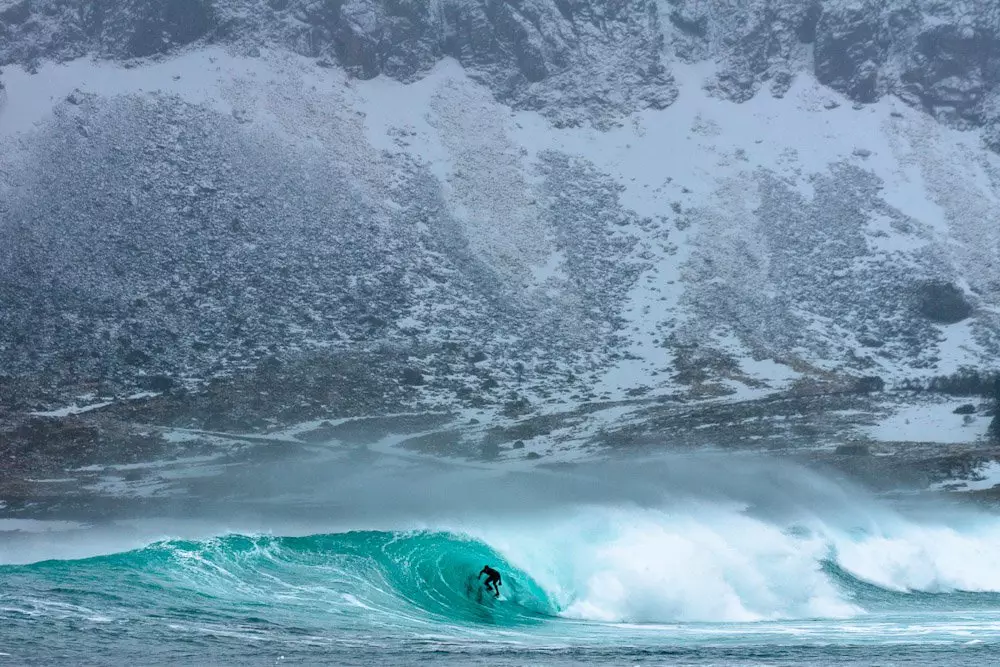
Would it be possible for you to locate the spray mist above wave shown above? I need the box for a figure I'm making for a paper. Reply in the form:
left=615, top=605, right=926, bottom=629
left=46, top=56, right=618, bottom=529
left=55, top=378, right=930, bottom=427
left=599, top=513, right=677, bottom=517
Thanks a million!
left=460, top=505, right=860, bottom=623
left=7, top=458, right=1000, bottom=628
left=826, top=517, right=1000, bottom=594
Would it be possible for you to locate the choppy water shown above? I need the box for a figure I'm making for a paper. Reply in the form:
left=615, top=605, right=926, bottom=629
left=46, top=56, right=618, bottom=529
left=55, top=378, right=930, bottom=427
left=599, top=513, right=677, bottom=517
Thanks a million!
left=5, top=501, right=1000, bottom=665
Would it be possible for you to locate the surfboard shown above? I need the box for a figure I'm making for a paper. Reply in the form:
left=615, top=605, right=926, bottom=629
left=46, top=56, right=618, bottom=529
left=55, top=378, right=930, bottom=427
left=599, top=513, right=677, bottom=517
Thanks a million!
left=464, top=574, right=500, bottom=604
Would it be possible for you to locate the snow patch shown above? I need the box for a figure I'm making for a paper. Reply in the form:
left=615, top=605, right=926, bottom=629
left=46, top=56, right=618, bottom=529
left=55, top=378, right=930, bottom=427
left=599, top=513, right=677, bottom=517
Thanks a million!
left=867, top=401, right=990, bottom=444
left=29, top=401, right=113, bottom=417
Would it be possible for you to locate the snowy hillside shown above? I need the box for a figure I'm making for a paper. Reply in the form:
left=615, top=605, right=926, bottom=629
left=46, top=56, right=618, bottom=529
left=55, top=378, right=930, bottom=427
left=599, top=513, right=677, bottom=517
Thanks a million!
left=1, top=0, right=1000, bottom=501
left=3, top=46, right=999, bottom=401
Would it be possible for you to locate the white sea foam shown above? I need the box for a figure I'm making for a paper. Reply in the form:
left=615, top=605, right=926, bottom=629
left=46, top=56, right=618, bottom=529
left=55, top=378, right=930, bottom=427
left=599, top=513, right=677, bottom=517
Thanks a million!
left=463, top=500, right=1000, bottom=624
left=828, top=517, right=1000, bottom=593
left=465, top=505, right=859, bottom=624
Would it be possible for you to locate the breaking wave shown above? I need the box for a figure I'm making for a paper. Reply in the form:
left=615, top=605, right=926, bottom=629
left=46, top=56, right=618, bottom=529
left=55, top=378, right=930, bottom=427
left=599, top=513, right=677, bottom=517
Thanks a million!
left=7, top=504, right=1000, bottom=630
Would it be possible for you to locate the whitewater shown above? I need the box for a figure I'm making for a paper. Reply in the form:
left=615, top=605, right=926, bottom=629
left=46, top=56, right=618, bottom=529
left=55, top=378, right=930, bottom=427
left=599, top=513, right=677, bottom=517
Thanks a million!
left=4, top=457, right=1000, bottom=665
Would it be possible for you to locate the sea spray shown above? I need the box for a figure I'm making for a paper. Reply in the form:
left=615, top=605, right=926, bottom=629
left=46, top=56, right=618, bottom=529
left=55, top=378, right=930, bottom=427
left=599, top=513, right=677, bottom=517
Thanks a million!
left=461, top=504, right=859, bottom=623
left=825, top=517, right=1000, bottom=594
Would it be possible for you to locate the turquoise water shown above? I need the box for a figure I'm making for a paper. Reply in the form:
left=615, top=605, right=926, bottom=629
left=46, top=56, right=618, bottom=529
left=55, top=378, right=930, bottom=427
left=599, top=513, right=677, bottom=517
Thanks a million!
left=4, top=513, right=1000, bottom=665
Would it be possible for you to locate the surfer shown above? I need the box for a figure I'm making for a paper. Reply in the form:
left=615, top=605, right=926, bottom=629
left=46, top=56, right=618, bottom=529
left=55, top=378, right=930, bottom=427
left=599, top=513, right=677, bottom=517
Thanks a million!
left=479, top=565, right=502, bottom=597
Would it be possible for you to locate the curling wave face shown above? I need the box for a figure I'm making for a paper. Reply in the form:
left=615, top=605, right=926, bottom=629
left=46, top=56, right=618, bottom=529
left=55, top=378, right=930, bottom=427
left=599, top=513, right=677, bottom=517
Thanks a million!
left=1, top=530, right=557, bottom=638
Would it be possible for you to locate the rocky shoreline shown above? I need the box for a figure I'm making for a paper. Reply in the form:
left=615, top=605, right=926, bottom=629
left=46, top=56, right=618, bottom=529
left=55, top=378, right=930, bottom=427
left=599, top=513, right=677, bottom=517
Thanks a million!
left=3, top=376, right=998, bottom=524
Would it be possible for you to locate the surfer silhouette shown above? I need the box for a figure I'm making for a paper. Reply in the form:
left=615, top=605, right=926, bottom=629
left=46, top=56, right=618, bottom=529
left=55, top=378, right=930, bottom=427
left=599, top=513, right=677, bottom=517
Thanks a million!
left=479, top=565, right=502, bottom=597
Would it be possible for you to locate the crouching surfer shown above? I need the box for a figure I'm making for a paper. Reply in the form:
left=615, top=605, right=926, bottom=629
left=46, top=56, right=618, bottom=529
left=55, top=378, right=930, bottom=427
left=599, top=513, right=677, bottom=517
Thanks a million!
left=479, top=565, right=502, bottom=598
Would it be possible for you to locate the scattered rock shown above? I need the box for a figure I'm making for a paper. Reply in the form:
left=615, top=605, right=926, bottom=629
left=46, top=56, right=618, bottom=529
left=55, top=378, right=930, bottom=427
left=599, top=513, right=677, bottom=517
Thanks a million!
left=138, top=375, right=176, bottom=392
left=915, top=281, right=973, bottom=324
left=0, top=0, right=30, bottom=25
left=834, top=443, right=870, bottom=456
left=854, top=376, right=885, bottom=393
left=401, top=368, right=424, bottom=386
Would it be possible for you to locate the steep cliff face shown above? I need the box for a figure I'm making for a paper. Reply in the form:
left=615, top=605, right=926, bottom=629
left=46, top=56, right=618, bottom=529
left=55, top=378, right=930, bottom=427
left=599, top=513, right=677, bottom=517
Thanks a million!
left=257, top=0, right=676, bottom=127
left=0, top=0, right=675, bottom=127
left=2, top=0, right=998, bottom=133
left=661, top=0, right=1000, bottom=140
left=0, top=0, right=220, bottom=63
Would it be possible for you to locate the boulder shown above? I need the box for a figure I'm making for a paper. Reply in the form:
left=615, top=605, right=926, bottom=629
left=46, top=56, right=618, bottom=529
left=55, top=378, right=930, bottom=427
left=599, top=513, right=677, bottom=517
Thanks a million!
left=915, top=281, right=973, bottom=324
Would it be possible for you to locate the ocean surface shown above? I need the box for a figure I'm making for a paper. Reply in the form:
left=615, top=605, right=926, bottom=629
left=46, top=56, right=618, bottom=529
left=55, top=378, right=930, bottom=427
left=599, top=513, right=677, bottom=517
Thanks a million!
left=5, top=493, right=1000, bottom=666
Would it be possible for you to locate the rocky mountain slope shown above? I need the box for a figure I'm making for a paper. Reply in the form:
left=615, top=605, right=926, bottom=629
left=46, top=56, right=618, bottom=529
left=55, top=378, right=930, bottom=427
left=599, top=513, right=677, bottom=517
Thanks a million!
left=4, top=0, right=1000, bottom=132
left=1, top=0, right=1000, bottom=502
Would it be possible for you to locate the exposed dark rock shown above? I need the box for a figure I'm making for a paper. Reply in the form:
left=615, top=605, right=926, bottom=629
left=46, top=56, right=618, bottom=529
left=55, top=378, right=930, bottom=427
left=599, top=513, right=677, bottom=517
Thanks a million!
left=985, top=120, right=1000, bottom=154
left=796, top=2, right=822, bottom=44
left=668, top=10, right=707, bottom=39
left=98, top=0, right=219, bottom=59
left=0, top=0, right=31, bottom=25
left=501, top=393, right=531, bottom=417
left=123, top=349, right=151, bottom=366
left=138, top=375, right=177, bottom=393
left=954, top=403, right=977, bottom=415
left=0, top=416, right=165, bottom=473
left=814, top=3, right=888, bottom=103
left=854, top=376, right=885, bottom=393
left=834, top=443, right=870, bottom=456
left=915, top=281, right=973, bottom=324
left=900, top=24, right=1000, bottom=125
left=401, top=367, right=425, bottom=385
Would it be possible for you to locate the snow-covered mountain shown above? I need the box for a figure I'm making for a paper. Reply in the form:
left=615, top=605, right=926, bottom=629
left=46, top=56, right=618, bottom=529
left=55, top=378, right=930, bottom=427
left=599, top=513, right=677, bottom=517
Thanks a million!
left=1, top=0, right=1000, bottom=497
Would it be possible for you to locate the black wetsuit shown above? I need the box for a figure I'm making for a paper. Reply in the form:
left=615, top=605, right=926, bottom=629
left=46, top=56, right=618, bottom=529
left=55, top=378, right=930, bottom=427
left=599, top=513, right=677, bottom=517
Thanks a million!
left=479, top=566, right=502, bottom=596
